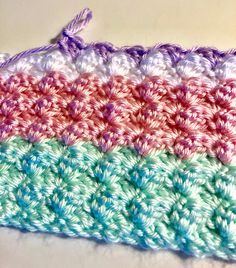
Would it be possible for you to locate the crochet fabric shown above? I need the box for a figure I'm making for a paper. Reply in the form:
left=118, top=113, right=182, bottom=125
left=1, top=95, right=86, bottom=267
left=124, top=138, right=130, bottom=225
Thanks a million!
left=1, top=8, right=236, bottom=260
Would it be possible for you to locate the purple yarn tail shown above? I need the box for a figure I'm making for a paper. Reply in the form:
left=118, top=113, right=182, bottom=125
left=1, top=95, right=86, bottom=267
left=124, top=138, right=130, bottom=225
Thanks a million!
left=0, top=7, right=92, bottom=69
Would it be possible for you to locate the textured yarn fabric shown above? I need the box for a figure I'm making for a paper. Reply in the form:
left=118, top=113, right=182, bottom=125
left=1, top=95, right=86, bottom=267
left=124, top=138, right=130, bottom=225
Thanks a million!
left=0, top=8, right=236, bottom=260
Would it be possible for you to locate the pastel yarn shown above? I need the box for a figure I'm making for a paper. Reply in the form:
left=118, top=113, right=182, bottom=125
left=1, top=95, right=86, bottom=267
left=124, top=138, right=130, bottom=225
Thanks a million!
left=0, top=8, right=236, bottom=260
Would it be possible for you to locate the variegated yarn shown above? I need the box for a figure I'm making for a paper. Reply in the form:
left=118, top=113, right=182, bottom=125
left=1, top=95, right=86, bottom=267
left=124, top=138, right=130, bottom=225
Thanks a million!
left=0, top=7, right=236, bottom=261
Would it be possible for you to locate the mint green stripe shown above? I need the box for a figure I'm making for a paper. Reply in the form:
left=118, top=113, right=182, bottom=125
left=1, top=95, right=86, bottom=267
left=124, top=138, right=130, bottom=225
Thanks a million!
left=0, top=137, right=236, bottom=260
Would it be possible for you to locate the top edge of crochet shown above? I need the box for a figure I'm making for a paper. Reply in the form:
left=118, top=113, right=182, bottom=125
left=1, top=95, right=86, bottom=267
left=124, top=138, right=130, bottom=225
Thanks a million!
left=3, top=43, right=236, bottom=58
left=1, top=7, right=236, bottom=69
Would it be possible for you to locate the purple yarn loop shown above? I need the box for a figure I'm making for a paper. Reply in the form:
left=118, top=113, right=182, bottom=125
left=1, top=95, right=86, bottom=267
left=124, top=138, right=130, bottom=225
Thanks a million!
left=1, top=7, right=236, bottom=69
left=0, top=7, right=92, bottom=69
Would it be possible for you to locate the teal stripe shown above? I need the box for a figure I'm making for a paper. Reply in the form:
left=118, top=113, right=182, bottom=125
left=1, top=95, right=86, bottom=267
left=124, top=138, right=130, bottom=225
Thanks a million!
left=0, top=137, right=236, bottom=260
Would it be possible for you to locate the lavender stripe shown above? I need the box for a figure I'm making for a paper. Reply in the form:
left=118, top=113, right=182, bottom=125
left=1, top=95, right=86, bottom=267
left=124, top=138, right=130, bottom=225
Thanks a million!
left=1, top=7, right=236, bottom=69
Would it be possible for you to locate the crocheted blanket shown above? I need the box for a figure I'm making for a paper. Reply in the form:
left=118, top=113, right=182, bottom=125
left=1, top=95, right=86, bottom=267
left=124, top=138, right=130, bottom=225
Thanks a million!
left=0, top=8, right=236, bottom=260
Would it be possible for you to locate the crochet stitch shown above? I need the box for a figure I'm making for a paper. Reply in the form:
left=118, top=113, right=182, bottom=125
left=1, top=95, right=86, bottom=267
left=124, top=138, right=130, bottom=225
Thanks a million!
left=1, top=7, right=236, bottom=260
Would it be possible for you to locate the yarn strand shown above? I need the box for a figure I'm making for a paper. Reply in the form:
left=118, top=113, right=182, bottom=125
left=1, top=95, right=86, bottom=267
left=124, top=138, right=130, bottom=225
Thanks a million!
left=0, top=7, right=92, bottom=69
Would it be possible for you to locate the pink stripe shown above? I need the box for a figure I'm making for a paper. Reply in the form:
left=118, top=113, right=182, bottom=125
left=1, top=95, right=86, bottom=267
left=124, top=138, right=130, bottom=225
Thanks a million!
left=0, top=72, right=236, bottom=163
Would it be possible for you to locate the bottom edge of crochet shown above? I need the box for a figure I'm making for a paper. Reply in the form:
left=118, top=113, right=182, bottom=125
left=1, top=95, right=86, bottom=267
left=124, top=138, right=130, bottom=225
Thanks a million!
left=0, top=137, right=236, bottom=260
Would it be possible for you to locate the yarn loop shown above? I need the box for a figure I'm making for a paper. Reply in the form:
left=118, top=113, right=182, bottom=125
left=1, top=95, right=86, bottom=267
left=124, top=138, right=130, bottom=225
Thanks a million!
left=58, top=8, right=92, bottom=58
left=0, top=8, right=93, bottom=68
